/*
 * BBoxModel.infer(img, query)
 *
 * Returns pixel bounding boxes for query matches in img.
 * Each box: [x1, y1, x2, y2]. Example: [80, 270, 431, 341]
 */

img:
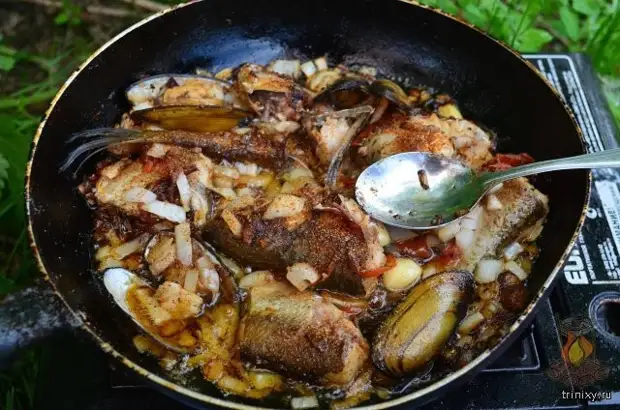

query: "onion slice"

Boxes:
[176, 172, 192, 211]
[286, 263, 320, 292]
[475, 259, 503, 284]
[174, 222, 192, 266]
[125, 187, 157, 204]
[263, 194, 306, 220]
[143, 201, 186, 223]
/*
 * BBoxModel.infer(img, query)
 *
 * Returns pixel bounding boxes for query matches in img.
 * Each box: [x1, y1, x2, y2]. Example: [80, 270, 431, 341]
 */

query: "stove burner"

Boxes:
[589, 291, 620, 341]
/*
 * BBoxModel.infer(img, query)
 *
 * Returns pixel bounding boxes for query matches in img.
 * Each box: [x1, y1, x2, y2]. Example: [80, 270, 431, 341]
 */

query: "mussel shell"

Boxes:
[103, 267, 191, 353]
[313, 78, 371, 109]
[368, 79, 411, 110]
[372, 270, 474, 377]
[130, 105, 250, 133]
[126, 74, 244, 110]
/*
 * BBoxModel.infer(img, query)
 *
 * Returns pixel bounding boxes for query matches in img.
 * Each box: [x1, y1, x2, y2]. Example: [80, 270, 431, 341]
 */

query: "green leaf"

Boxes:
[0, 153, 9, 195]
[437, 0, 459, 15]
[54, 11, 69, 25]
[573, 0, 601, 16]
[560, 6, 582, 41]
[513, 27, 554, 52]
[0, 54, 16, 72]
[463, 3, 489, 28]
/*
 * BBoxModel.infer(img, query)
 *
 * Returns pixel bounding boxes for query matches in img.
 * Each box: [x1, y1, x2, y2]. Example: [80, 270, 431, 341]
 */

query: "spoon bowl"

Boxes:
[356, 149, 620, 230]
[355, 152, 486, 229]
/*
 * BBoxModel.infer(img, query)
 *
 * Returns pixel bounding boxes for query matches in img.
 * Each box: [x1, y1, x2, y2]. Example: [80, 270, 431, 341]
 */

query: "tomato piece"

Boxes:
[143, 158, 155, 173]
[359, 254, 396, 277]
[434, 241, 462, 268]
[396, 235, 433, 260]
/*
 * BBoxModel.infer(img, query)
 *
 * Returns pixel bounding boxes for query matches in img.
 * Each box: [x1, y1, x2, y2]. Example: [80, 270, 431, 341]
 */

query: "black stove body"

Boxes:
[33, 53, 620, 410]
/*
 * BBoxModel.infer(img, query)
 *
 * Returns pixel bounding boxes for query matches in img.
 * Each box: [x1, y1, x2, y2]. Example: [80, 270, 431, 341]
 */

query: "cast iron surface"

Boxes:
[25, 0, 589, 408]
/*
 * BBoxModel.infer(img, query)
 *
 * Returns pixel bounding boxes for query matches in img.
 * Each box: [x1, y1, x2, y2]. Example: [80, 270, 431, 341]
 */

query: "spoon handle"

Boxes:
[480, 148, 620, 187]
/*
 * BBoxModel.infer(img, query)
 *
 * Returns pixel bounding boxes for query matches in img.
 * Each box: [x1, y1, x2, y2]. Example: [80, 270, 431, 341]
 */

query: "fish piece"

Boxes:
[62, 127, 284, 174]
[457, 178, 549, 271]
[239, 281, 369, 386]
[356, 111, 493, 169]
[233, 63, 310, 122]
[91, 147, 211, 217]
[204, 206, 377, 295]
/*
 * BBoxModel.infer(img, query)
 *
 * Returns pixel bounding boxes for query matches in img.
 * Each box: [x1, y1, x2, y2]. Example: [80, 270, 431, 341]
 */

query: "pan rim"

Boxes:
[24, 0, 591, 409]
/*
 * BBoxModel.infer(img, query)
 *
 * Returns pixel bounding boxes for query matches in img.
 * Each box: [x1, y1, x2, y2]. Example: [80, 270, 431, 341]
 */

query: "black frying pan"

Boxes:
[8, 0, 591, 408]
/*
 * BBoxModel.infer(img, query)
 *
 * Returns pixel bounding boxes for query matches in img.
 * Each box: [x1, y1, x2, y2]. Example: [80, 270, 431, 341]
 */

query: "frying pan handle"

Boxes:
[0, 282, 80, 369]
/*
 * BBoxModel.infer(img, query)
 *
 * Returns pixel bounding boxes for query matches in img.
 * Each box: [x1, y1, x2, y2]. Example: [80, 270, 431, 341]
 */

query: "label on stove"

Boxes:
[525, 55, 620, 285]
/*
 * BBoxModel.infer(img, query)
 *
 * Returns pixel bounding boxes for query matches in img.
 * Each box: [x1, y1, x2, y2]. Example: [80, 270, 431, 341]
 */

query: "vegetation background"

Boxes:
[0, 0, 618, 408]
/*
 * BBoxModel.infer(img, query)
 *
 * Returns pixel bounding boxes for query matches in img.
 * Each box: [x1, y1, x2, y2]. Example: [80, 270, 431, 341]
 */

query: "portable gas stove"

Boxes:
[33, 53, 620, 410]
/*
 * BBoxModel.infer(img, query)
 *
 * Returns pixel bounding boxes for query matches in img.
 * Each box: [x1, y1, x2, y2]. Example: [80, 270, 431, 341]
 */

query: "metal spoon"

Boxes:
[355, 149, 620, 230]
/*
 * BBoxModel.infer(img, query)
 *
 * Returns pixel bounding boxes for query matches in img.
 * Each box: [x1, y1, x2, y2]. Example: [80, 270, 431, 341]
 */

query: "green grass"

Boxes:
[0, 0, 618, 408]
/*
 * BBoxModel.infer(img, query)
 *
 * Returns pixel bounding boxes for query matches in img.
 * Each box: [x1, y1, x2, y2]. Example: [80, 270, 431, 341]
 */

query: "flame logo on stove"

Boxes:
[546, 316, 610, 387]
[561, 331, 594, 367]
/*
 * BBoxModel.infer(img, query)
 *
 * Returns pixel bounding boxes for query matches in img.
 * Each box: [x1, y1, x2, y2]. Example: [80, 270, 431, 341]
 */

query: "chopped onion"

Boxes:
[263, 194, 306, 220]
[286, 263, 320, 292]
[239, 270, 275, 289]
[437, 221, 460, 242]
[214, 165, 240, 179]
[113, 234, 149, 259]
[460, 216, 479, 230]
[357, 65, 377, 77]
[453, 136, 471, 149]
[505, 260, 528, 281]
[455, 228, 475, 249]
[475, 259, 503, 284]
[458, 312, 485, 335]
[176, 172, 192, 211]
[174, 222, 192, 266]
[221, 209, 242, 237]
[143, 201, 186, 223]
[314, 57, 328, 71]
[503, 242, 524, 261]
[125, 187, 157, 204]
[234, 162, 259, 176]
[146, 143, 169, 158]
[210, 187, 236, 199]
[184, 269, 199, 292]
[481, 301, 500, 319]
[300, 61, 317, 77]
[284, 167, 313, 181]
[274, 120, 301, 133]
[486, 194, 503, 211]
[190, 189, 211, 228]
[199, 267, 220, 294]
[214, 175, 235, 189]
[268, 59, 301, 78]
[291, 395, 319, 409]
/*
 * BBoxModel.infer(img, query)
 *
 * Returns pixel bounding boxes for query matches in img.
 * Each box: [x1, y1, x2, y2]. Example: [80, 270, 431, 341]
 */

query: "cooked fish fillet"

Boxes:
[458, 178, 549, 270]
[357, 111, 492, 169]
[204, 209, 372, 295]
[239, 282, 369, 386]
